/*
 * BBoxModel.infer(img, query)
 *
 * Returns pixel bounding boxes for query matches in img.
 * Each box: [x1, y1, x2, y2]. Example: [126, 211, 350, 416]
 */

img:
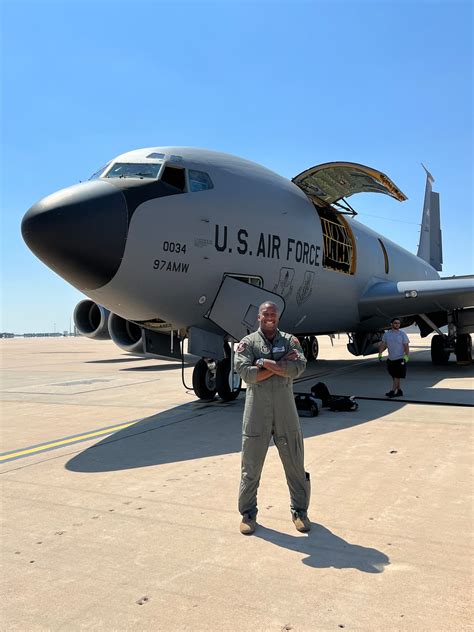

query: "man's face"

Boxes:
[391, 320, 401, 330]
[258, 304, 279, 335]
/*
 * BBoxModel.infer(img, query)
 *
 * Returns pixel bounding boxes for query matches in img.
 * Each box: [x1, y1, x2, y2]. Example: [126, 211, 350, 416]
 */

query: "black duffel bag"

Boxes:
[310, 382, 358, 412]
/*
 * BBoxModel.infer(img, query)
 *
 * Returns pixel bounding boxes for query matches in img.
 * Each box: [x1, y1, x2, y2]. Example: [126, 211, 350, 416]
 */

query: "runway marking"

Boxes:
[0, 420, 140, 463]
[0, 400, 220, 465]
[0, 404, 221, 469]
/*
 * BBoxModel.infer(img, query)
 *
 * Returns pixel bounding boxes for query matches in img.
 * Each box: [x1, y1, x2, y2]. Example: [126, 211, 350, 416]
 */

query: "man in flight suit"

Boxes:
[234, 301, 311, 535]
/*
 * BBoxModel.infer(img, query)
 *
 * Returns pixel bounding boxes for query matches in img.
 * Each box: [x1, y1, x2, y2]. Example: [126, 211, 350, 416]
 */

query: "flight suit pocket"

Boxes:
[242, 390, 261, 436]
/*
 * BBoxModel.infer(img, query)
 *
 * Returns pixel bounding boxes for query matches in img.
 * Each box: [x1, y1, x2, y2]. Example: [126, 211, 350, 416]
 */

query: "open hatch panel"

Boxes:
[292, 162, 406, 276]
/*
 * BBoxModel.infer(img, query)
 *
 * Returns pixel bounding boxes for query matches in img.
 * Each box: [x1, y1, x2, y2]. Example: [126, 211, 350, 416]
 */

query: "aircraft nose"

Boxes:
[21, 180, 129, 290]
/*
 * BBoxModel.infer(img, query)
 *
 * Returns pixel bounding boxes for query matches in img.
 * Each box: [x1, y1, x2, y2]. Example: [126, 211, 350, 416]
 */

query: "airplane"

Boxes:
[21, 147, 474, 401]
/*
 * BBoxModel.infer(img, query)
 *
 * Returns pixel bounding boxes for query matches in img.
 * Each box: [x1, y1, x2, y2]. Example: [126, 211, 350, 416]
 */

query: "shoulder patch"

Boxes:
[291, 336, 300, 346]
[236, 341, 247, 353]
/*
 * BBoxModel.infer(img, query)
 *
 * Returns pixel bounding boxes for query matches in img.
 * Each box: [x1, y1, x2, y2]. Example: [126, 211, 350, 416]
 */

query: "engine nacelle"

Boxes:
[108, 312, 144, 354]
[73, 300, 110, 340]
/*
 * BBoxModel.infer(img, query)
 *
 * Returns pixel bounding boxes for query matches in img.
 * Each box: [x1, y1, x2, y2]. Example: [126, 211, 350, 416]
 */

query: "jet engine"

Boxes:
[73, 299, 110, 340]
[108, 312, 144, 354]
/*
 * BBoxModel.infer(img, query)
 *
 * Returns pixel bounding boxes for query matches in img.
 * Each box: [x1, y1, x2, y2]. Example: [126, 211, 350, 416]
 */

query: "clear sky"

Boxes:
[1, 0, 472, 333]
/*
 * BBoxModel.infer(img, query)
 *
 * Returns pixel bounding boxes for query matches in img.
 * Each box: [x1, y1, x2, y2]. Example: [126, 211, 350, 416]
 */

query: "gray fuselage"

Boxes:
[78, 147, 438, 335]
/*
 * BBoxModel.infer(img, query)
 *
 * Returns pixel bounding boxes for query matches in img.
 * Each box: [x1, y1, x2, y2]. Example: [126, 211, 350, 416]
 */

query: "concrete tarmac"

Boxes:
[1, 335, 472, 631]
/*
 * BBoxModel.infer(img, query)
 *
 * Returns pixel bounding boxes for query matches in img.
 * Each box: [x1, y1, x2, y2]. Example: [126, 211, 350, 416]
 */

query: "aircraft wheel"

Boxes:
[300, 337, 310, 360]
[309, 336, 319, 362]
[309, 402, 318, 417]
[216, 357, 242, 401]
[454, 333, 472, 364]
[431, 334, 450, 365]
[192, 359, 217, 400]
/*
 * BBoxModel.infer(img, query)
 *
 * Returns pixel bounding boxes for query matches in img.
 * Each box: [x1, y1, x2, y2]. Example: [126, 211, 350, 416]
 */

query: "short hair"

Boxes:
[390, 317, 401, 324]
[258, 301, 278, 314]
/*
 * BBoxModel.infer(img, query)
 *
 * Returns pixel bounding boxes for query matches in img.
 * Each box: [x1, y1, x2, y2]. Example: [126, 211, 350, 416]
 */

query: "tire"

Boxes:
[192, 359, 217, 400]
[309, 336, 319, 362]
[300, 337, 310, 360]
[431, 334, 450, 365]
[455, 333, 472, 363]
[216, 357, 242, 402]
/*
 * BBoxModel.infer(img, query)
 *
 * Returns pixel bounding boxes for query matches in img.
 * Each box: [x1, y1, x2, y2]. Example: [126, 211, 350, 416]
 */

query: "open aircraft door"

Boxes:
[292, 161, 407, 206]
[207, 275, 285, 341]
[292, 162, 407, 276]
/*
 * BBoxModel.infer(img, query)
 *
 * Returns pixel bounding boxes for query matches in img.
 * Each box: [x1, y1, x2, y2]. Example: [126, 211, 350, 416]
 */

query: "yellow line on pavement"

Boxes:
[0, 421, 137, 462]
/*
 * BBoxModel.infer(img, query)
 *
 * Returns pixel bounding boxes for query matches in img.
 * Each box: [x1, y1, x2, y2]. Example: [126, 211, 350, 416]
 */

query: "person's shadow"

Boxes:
[255, 523, 389, 573]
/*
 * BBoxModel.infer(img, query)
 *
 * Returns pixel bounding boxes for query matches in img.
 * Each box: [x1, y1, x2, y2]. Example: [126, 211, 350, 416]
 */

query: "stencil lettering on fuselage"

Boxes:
[214, 224, 321, 267]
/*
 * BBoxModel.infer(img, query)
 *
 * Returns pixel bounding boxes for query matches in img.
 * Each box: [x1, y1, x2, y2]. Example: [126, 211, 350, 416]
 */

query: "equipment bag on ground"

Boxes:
[294, 393, 321, 417]
[310, 382, 358, 412]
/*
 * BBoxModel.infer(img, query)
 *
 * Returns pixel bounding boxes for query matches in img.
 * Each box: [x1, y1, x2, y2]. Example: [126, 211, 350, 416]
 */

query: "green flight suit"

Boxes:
[234, 328, 310, 519]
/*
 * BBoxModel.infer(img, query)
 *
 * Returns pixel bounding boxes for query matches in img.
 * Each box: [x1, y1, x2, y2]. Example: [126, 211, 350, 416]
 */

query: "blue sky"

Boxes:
[1, 0, 472, 333]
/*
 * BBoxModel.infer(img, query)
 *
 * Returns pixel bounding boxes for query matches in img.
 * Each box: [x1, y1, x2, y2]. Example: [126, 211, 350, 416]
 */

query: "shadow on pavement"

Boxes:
[65, 396, 403, 473]
[121, 363, 183, 372]
[255, 523, 390, 573]
[66, 354, 472, 474]
[86, 357, 147, 364]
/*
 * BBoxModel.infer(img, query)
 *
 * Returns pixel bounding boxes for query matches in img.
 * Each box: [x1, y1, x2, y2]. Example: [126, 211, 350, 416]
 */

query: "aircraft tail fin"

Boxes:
[417, 164, 443, 271]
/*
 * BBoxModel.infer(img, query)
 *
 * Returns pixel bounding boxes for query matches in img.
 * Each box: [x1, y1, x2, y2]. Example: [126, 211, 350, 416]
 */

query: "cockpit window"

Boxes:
[161, 166, 186, 191]
[88, 163, 110, 180]
[105, 162, 162, 180]
[189, 170, 214, 192]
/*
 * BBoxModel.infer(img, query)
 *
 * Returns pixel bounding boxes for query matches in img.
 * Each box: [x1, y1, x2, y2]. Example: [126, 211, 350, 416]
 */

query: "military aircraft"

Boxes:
[22, 147, 474, 401]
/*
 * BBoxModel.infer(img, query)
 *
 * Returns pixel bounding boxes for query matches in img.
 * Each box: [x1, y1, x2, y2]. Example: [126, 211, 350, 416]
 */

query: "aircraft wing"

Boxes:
[359, 277, 474, 320]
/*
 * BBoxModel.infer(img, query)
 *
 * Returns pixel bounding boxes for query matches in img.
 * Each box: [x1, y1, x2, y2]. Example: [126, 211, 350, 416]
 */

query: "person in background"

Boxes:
[378, 317, 410, 398]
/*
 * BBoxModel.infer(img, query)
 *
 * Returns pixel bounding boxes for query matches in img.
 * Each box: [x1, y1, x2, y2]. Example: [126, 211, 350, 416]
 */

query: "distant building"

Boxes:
[23, 332, 63, 338]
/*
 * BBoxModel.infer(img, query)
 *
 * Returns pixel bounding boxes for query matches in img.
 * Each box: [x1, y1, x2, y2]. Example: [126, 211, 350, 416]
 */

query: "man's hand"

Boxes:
[255, 368, 273, 382]
[261, 349, 303, 377]
[282, 349, 299, 361]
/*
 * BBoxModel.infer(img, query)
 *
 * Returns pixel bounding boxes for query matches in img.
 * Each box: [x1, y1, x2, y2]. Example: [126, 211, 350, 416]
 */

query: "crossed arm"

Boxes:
[255, 350, 301, 382]
[235, 339, 307, 384]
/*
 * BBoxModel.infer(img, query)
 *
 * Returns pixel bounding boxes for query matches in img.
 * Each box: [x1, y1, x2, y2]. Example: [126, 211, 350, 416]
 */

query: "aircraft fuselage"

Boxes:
[22, 147, 439, 338]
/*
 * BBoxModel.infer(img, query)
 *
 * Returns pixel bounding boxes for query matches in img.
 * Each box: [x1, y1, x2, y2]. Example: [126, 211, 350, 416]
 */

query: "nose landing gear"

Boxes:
[192, 358, 217, 400]
[216, 356, 242, 401]
[298, 336, 319, 362]
[192, 344, 242, 401]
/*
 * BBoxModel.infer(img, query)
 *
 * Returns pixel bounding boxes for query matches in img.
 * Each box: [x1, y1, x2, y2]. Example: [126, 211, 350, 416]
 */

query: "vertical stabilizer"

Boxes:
[417, 164, 443, 271]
